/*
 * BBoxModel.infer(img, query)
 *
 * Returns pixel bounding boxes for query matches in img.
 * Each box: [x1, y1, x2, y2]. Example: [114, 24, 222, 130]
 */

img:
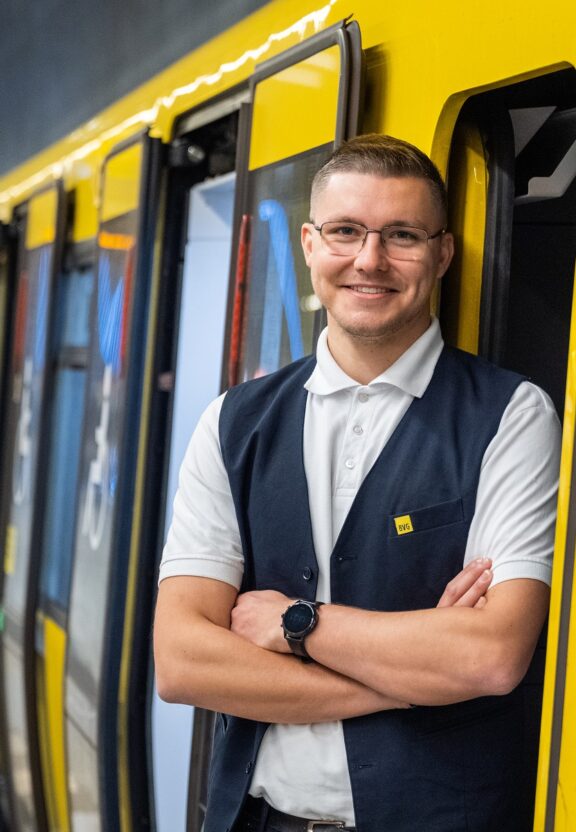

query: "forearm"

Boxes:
[306, 605, 494, 705]
[154, 583, 405, 722]
[305, 581, 548, 705]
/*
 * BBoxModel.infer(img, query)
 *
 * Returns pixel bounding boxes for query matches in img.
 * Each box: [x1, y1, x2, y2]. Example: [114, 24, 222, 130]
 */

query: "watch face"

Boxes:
[283, 602, 314, 635]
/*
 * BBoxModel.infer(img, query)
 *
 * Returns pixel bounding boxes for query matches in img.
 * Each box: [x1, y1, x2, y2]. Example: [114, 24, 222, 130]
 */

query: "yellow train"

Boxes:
[0, 0, 574, 829]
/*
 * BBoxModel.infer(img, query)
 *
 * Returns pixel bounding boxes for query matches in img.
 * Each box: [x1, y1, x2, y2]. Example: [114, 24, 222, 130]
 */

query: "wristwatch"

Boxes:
[281, 599, 323, 661]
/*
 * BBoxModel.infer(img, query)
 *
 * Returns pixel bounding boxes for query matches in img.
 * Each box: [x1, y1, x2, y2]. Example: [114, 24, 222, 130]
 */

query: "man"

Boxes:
[154, 135, 560, 831]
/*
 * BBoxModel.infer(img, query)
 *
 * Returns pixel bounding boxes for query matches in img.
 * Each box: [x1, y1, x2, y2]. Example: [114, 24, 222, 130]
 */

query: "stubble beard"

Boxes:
[331, 304, 429, 347]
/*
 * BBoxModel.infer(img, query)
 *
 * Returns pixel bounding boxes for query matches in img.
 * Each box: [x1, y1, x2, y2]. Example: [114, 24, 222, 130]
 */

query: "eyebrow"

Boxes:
[320, 217, 428, 229]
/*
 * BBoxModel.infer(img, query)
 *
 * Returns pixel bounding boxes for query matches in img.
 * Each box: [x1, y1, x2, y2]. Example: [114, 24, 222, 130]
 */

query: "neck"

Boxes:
[326, 318, 431, 384]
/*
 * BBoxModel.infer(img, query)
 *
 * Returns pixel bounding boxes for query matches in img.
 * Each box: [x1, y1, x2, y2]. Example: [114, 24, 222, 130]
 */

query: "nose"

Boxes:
[353, 229, 390, 271]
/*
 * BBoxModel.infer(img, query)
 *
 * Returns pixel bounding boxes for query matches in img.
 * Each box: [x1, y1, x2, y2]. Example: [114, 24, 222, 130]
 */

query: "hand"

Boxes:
[436, 558, 493, 609]
[231, 590, 293, 653]
[231, 559, 493, 654]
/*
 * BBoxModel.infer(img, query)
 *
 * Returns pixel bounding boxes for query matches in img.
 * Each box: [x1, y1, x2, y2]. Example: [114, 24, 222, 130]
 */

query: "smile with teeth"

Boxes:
[347, 285, 395, 294]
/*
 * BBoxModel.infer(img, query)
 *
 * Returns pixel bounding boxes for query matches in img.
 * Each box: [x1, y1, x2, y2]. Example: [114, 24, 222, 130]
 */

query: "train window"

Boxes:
[0, 184, 63, 831]
[65, 135, 163, 831]
[39, 261, 93, 617]
[238, 147, 330, 381]
[225, 19, 363, 387]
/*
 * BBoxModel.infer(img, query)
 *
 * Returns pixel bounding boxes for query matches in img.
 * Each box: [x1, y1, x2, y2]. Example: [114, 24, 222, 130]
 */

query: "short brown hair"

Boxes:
[311, 134, 447, 220]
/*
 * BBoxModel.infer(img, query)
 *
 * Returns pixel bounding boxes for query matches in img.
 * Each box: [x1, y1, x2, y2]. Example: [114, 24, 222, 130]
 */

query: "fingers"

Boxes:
[453, 568, 492, 607]
[436, 558, 492, 608]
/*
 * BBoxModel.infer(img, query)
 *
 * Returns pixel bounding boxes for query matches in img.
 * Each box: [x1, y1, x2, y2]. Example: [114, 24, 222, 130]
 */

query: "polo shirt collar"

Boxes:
[304, 317, 444, 398]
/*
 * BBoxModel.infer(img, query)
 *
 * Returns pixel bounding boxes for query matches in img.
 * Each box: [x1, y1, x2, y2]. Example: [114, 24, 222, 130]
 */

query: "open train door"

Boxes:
[184, 17, 363, 831]
[64, 134, 162, 832]
[0, 185, 65, 831]
[443, 73, 576, 830]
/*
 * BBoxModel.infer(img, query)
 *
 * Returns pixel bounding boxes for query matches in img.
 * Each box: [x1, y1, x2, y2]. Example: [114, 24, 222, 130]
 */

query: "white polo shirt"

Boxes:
[160, 318, 561, 824]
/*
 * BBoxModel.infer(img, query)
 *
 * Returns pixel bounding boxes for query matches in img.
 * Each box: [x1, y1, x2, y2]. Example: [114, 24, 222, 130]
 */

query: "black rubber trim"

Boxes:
[478, 105, 516, 363]
[16, 180, 67, 832]
[220, 100, 253, 392]
[93, 131, 164, 832]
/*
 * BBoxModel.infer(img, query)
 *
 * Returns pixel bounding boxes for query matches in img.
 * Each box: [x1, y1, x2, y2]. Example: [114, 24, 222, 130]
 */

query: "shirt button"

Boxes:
[345, 458, 355, 469]
[358, 392, 369, 403]
[302, 567, 313, 581]
[353, 424, 363, 435]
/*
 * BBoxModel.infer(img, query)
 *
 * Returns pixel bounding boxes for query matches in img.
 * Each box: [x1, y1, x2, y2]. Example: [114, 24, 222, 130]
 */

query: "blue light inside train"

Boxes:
[33, 247, 51, 370]
[97, 253, 124, 375]
[258, 200, 304, 373]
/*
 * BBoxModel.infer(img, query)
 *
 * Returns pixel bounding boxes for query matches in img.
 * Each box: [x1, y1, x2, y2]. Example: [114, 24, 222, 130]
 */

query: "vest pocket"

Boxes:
[388, 496, 465, 539]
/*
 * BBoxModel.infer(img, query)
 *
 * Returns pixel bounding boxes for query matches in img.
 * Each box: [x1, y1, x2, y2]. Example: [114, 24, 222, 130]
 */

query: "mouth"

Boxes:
[345, 285, 398, 295]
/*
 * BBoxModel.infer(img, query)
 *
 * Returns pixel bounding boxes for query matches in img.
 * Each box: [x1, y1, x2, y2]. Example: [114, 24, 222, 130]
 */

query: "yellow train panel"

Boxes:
[26, 188, 58, 250]
[2, 0, 576, 219]
[73, 172, 99, 243]
[101, 143, 143, 223]
[37, 615, 70, 832]
[442, 119, 487, 354]
[249, 44, 340, 170]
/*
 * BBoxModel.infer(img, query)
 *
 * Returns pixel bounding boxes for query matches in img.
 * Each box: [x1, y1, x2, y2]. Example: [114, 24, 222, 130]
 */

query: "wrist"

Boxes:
[281, 599, 323, 661]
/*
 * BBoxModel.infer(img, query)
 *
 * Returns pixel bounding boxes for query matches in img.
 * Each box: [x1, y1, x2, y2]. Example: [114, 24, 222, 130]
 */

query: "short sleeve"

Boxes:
[159, 394, 244, 589]
[464, 381, 561, 587]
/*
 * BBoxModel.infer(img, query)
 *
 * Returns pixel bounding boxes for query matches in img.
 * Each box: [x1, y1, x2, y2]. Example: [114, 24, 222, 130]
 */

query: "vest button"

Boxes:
[302, 567, 313, 581]
[245, 761, 253, 774]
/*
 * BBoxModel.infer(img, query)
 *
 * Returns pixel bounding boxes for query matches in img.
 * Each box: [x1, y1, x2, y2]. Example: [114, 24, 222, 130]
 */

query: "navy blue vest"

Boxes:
[206, 347, 544, 832]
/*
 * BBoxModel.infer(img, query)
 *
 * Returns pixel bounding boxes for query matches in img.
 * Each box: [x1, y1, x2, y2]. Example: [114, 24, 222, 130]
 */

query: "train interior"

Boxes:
[443, 68, 576, 420]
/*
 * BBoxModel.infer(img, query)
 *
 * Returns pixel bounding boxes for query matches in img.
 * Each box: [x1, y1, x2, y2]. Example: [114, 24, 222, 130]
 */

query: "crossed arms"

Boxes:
[154, 561, 549, 723]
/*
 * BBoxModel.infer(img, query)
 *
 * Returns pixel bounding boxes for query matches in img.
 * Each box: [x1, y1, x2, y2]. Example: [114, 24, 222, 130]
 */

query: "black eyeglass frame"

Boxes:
[312, 222, 446, 257]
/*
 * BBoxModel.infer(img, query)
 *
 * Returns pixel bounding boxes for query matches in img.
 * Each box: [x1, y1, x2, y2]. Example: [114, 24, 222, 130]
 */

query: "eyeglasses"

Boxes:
[313, 222, 446, 261]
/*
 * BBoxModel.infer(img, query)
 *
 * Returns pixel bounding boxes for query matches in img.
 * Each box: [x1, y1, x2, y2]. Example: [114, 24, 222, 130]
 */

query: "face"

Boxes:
[301, 172, 454, 355]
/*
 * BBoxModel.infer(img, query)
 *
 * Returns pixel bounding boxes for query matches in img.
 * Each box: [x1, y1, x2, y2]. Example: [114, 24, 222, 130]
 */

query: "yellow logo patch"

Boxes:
[394, 515, 414, 536]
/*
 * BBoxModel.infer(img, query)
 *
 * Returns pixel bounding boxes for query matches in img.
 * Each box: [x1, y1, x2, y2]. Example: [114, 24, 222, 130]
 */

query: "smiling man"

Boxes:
[154, 135, 560, 832]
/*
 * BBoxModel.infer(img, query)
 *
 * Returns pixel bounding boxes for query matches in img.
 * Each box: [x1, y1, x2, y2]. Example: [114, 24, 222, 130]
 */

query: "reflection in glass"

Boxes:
[240, 147, 330, 381]
[39, 267, 93, 616]
[66, 214, 137, 832]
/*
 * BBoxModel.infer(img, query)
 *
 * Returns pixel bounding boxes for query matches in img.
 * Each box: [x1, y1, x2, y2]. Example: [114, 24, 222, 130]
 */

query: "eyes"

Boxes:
[321, 222, 427, 247]
[313, 221, 444, 260]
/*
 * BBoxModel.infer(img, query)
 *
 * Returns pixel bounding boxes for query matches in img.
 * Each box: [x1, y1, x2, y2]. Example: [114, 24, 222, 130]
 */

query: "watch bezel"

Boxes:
[282, 599, 318, 637]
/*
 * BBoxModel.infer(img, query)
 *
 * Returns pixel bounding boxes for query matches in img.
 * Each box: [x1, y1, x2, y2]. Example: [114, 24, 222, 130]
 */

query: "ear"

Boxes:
[301, 223, 314, 267]
[436, 232, 454, 279]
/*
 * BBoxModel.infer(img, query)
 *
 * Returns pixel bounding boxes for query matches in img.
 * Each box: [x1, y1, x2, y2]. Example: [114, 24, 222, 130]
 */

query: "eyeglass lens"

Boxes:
[318, 222, 433, 260]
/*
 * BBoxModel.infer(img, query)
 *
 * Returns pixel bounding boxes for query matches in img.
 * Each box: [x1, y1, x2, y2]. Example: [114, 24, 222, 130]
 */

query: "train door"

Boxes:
[149, 104, 242, 832]
[35, 222, 96, 832]
[441, 68, 576, 829]
[169, 18, 363, 831]
[64, 135, 162, 831]
[0, 222, 16, 831]
[0, 184, 65, 831]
